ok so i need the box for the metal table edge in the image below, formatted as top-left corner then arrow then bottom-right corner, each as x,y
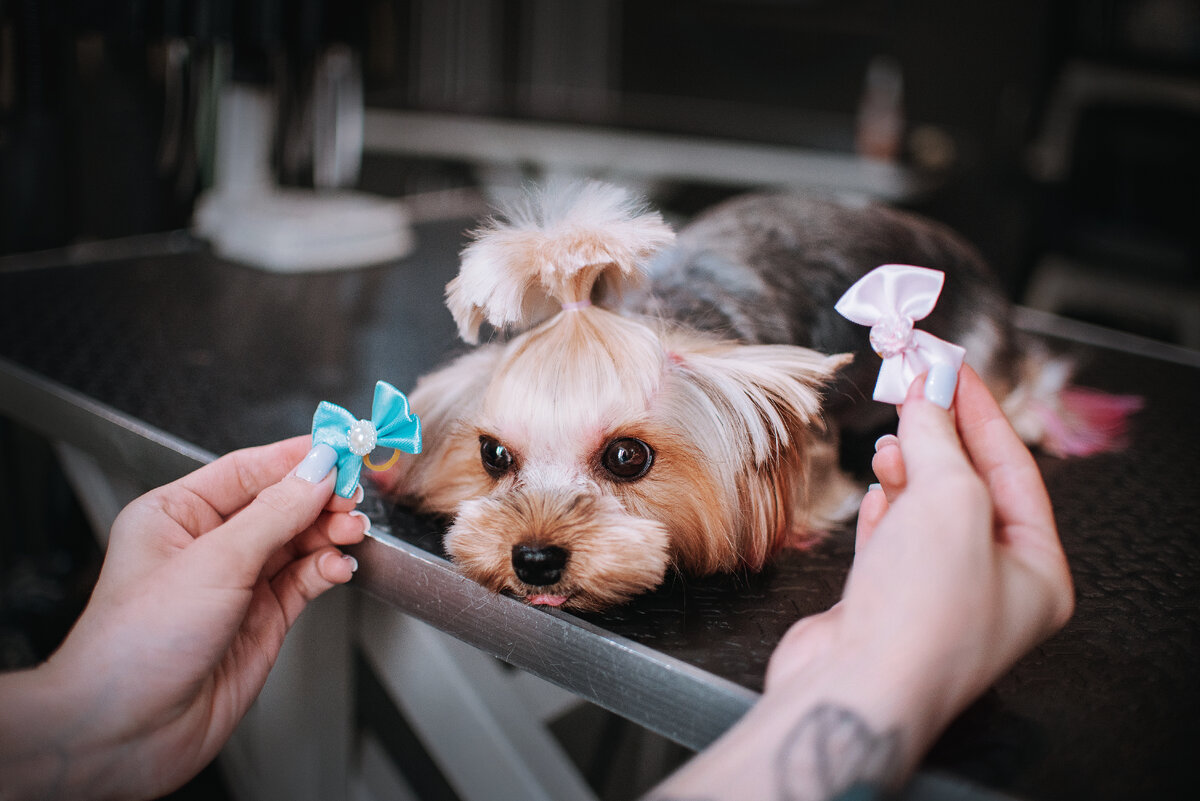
0,355 -> 215,484
349,529 -> 759,751
1013,305 -> 1200,368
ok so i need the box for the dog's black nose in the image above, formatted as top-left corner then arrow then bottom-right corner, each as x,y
511,544 -> 568,586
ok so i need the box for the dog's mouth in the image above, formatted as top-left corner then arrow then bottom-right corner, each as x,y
525,593 -> 570,607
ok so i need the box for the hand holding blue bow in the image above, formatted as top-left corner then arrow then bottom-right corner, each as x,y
311,381 -> 422,498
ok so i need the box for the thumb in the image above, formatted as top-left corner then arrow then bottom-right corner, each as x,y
896,365 -> 971,482
196,444 -> 341,585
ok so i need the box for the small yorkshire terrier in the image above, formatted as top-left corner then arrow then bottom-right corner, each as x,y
384,181 -> 1137,611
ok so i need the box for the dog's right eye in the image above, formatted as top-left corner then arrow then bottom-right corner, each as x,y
600,437 -> 654,481
479,436 -> 514,478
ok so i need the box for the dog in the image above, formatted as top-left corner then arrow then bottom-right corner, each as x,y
382,181 -> 1137,611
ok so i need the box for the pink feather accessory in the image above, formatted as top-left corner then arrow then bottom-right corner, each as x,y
1033,387 -> 1144,457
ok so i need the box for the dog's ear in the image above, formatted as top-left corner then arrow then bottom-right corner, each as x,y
379,345 -> 503,509
666,341 -> 852,465
660,341 -> 853,568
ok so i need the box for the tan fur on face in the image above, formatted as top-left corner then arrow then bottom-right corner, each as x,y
492,307 -> 664,426
446,491 -> 670,611
388,307 -> 852,609
386,181 -> 854,610
384,346 -> 502,511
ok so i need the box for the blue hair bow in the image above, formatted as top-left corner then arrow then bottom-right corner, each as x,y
311,381 -> 422,498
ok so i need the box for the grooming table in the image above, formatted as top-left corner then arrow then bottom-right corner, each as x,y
1,220 -> 1196,801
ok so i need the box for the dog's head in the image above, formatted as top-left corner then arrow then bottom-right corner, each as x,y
385,182 -> 850,610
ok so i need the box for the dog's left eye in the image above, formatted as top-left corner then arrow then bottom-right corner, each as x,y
601,437 -> 654,481
480,435 -> 514,478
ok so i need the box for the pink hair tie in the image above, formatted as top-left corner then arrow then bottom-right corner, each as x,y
561,299 -> 593,312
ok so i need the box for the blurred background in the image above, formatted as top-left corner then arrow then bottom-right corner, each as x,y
2,0 -> 1197,339
1,2 -> 1197,799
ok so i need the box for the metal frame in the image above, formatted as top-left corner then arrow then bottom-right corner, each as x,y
0,356 -> 213,485
349,530 -> 758,752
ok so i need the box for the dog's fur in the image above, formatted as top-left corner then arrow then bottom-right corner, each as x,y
384,182 -> 1130,611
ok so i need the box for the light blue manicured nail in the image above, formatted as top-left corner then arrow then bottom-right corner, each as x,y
295,443 -> 338,483
874,434 -> 899,453
924,363 -> 958,409
867,483 -> 882,493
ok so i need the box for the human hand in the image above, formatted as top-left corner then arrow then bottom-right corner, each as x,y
1,436 -> 368,801
646,365 -> 1074,801
767,364 -> 1074,762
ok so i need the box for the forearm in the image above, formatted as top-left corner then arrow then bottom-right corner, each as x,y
0,661 -> 120,801
646,650 -> 949,801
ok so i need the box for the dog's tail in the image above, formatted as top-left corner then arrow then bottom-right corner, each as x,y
446,180 -> 676,343
1001,344 -> 1143,457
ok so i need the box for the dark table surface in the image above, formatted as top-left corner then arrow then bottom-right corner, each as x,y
1,219 -> 1197,801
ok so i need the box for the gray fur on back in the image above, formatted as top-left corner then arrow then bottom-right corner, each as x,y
622,193 -> 1017,417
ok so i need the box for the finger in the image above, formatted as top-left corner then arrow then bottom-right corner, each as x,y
871,434 -> 906,502
258,511 -> 370,582
330,510 -> 371,545
269,548 -> 358,630
174,436 -> 315,519
953,366 -> 1058,550
855,485 -> 889,551
326,484 -> 363,513
223,548 -> 359,690
192,454 -> 339,585
895,369 -> 973,482
291,509 -> 371,552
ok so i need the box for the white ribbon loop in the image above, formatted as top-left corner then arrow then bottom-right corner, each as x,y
835,264 -> 966,404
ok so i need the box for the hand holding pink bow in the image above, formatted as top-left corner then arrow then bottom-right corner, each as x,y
835,264 -> 966,404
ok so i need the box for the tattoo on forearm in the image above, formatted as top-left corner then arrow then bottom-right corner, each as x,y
643,702 -> 900,801
776,702 -> 900,801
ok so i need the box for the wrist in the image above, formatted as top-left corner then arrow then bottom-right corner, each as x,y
766,643 -> 950,783
654,638 -> 959,801
782,608 -> 983,743
0,653 -> 126,801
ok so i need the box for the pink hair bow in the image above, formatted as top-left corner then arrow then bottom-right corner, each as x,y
835,264 -> 966,404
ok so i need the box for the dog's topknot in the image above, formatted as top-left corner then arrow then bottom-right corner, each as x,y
446,180 -> 676,343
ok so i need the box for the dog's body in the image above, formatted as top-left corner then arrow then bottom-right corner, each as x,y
621,192 -> 1023,433
386,183 -> 1131,611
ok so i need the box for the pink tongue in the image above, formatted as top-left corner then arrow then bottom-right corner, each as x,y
527,594 -> 568,607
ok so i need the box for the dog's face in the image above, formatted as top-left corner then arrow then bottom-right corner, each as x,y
387,307 -> 850,611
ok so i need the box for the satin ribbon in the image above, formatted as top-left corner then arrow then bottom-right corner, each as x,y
834,264 -> 966,405
311,380 -> 422,498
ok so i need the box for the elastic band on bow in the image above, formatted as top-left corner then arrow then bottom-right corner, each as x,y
311,381 -> 422,498
835,264 -> 966,405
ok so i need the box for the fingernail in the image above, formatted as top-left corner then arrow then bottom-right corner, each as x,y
295,443 -> 338,483
874,434 -> 899,452
349,510 -> 372,534
352,485 -> 364,504
924,363 -> 959,410
343,555 -> 359,573
867,483 -> 882,493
